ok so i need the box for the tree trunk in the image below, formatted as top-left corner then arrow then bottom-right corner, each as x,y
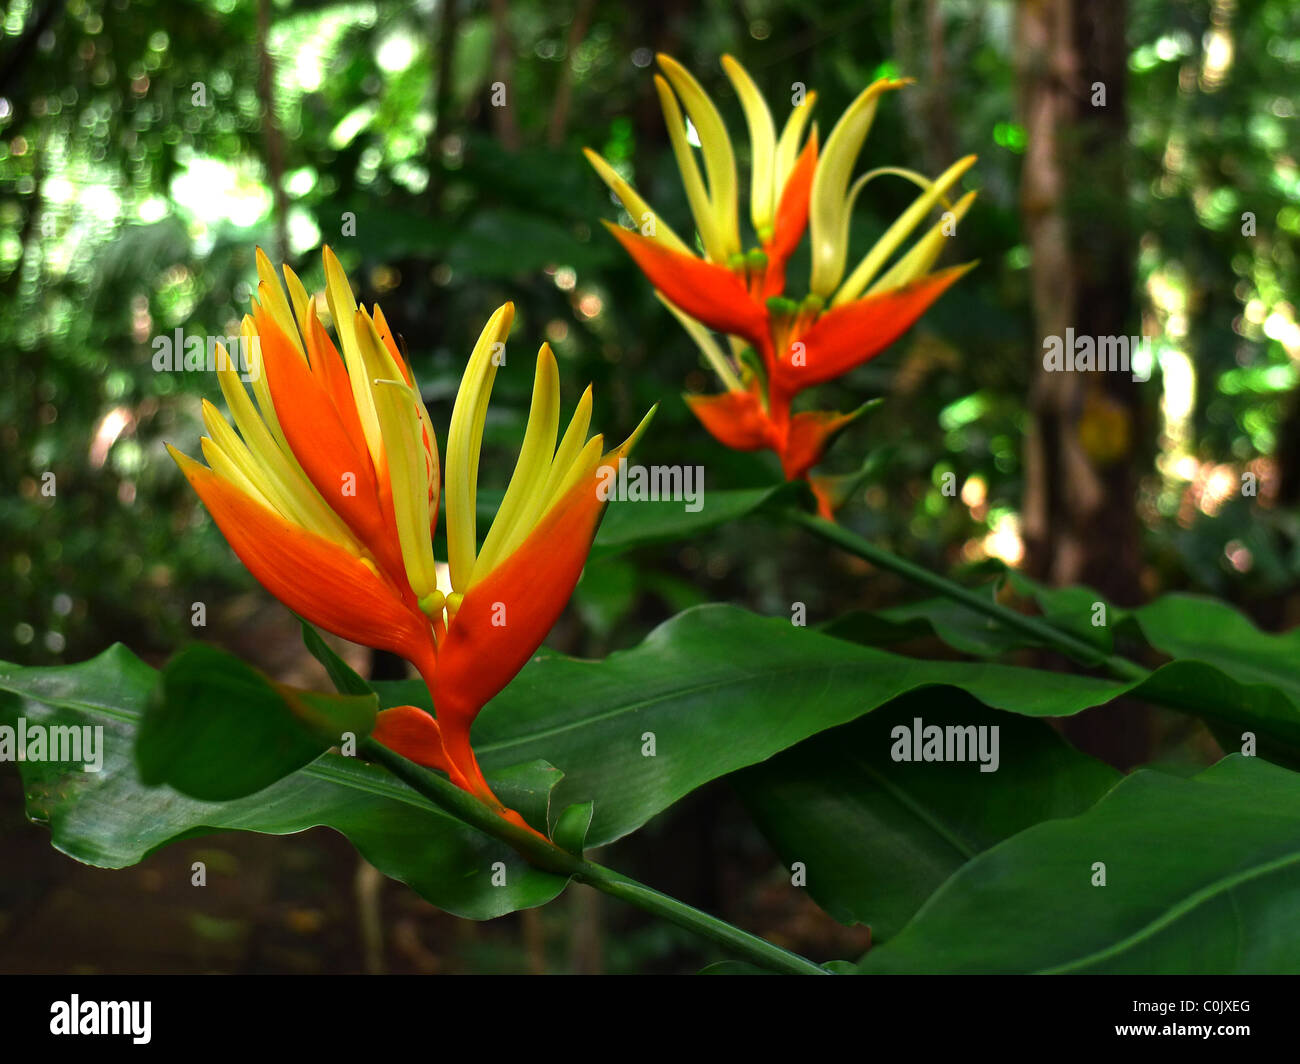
1016,0 -> 1150,768
1017,0 -> 1142,603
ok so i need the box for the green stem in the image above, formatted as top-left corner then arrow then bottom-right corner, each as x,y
787,510 -> 1150,683
360,738 -> 829,975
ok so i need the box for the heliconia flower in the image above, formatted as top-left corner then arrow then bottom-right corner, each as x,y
586,55 -> 976,507
169,247 -> 652,830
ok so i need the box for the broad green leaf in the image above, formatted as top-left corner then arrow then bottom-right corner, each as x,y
1133,593 -> 1300,697
858,755 -> 1300,973
828,580 -> 1300,762
400,605 -> 1300,845
824,593 -> 1034,657
137,644 -> 377,802
9,605 -> 1300,925
734,692 -> 1120,938
1005,572 -> 1121,652
464,606 -> 1127,846
0,647 -> 568,920
589,483 -> 802,561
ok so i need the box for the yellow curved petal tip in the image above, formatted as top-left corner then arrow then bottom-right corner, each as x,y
608,404 -> 658,461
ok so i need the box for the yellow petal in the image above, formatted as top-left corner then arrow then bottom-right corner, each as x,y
774,91 -> 817,202
583,149 -> 692,255
657,294 -> 744,391
445,303 -> 515,593
654,74 -> 726,263
808,78 -> 911,298
281,263 -> 313,339
605,404 -> 658,463
254,249 -> 305,360
199,435 -> 275,511
721,55 -> 778,237
539,384 -> 594,504
472,344 -> 561,584
357,308 -> 441,600
657,53 -> 741,260
322,245 -> 385,466
241,313 -> 292,456
545,432 -> 604,514
866,190 -> 977,295
200,391 -> 355,550
834,154 -> 977,305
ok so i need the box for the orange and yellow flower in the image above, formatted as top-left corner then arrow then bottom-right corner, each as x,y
586,55 -> 976,514
169,247 -> 652,830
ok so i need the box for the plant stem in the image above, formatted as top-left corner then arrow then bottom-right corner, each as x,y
787,510 -> 1150,683
360,738 -> 829,975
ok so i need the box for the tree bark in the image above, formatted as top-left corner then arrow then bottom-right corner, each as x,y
1016,0 -> 1150,768
1017,0 -> 1142,604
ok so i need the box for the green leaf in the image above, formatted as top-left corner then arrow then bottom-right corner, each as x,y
300,619 -> 374,697
459,606 -> 1300,843
589,483 -> 802,561
551,801 -> 594,855
0,647 -> 568,920
734,692 -> 1120,938
487,758 -> 565,834
466,605 -> 1127,847
828,581 -> 1300,762
857,756 -> 1300,973
824,592 -> 1034,657
136,644 -> 377,802
9,604 -> 1300,928
1133,593 -> 1300,696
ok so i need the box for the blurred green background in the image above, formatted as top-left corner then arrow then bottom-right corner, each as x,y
1,0 -> 1297,972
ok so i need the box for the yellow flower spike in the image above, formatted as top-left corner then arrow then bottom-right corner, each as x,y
808,77 -> 912,299
372,304 -> 400,358
238,312 -> 292,455
657,293 -> 745,392
656,53 -> 742,261
199,394 -> 353,549
445,303 -> 515,593
833,153 -> 978,306
654,74 -> 728,263
355,308 -> 442,603
212,339 -> 359,550
322,245 -> 385,466
774,91 -> 817,201
538,384 -> 594,503
471,344 -> 561,586
281,263 -> 313,339
867,189 -> 978,296
254,250 -> 305,361
607,403 -> 658,462
546,432 -> 605,511
364,299 -> 442,521
721,55 -> 778,239
581,149 -> 692,255
198,435 -> 274,511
